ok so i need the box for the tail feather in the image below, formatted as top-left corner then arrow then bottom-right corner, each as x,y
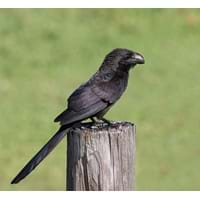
11,125 -> 70,184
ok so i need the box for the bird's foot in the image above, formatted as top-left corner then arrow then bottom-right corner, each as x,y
90,117 -> 98,124
90,117 -> 111,125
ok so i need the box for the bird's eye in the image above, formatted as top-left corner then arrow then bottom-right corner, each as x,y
127,53 -> 133,58
123,54 -> 131,60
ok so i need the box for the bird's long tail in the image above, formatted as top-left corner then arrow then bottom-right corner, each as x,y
11,125 -> 70,184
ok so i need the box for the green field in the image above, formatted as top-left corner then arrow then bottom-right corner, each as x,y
0,9 -> 200,190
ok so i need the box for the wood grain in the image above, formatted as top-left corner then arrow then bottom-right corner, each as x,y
67,122 -> 135,191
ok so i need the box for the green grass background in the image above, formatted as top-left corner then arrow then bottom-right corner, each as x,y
0,9 -> 200,190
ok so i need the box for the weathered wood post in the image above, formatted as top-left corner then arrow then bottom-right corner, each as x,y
66,121 -> 136,191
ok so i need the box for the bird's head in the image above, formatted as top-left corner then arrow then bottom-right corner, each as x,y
102,48 -> 145,72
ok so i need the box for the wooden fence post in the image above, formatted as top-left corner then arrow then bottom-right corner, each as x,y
66,121 -> 136,191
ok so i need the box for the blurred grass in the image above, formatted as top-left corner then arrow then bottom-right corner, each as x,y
0,8 -> 200,190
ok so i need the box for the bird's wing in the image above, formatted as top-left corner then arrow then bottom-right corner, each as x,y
54,83 -> 108,125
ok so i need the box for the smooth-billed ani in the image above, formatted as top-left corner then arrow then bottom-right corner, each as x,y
11,48 -> 145,184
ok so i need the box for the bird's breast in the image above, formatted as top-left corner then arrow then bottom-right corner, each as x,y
92,71 -> 129,104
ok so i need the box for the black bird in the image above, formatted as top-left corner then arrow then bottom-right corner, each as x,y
11,48 -> 145,184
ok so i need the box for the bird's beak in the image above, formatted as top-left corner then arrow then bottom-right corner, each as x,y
133,53 -> 145,64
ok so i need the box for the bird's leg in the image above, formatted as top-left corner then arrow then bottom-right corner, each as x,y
101,117 -> 111,125
90,117 -> 97,124
91,115 -> 111,125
